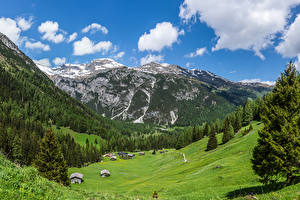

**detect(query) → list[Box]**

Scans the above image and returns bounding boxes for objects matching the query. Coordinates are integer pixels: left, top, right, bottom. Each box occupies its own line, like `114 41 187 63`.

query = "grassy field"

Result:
69 122 300 200
52 126 102 148
0 153 141 200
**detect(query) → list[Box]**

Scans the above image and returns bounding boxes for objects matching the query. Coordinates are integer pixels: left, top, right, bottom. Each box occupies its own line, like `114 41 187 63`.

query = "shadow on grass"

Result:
226 178 300 199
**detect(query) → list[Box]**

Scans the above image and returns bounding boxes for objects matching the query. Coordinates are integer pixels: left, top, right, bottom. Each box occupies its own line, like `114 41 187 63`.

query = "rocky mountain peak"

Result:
0 32 22 56
35 58 126 79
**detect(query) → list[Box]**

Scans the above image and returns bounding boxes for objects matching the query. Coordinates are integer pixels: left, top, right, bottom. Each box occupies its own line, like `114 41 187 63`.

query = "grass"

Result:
69 121 300 200
0 153 144 200
52 125 102 148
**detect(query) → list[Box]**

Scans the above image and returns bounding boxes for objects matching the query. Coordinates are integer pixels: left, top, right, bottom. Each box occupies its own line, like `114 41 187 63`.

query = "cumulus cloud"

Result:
82 23 108 34
179 0 300 60
276 14 300 58
73 37 112 56
25 41 50 51
0 17 21 43
138 22 183 52
113 51 125 59
33 58 51 67
140 54 164 65
53 57 66 66
38 21 65 43
240 78 275 86
16 17 33 31
185 47 207 58
67 32 77 43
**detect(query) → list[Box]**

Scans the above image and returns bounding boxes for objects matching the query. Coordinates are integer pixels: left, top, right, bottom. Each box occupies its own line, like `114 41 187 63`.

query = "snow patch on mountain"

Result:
35 58 125 79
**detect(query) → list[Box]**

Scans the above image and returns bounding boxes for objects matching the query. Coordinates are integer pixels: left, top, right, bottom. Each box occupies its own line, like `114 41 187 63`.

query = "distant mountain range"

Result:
36 58 272 126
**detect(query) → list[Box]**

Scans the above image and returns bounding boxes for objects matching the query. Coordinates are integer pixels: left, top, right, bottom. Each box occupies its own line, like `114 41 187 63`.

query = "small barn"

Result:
100 169 110 177
119 152 128 159
70 173 84 184
128 153 135 159
110 156 117 161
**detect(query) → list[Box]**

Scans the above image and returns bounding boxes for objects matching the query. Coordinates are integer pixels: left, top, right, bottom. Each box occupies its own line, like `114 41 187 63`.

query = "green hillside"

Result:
69 122 300 200
0 153 141 200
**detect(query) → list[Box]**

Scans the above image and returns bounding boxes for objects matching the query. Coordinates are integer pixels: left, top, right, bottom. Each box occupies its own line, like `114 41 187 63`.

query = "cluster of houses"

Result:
70 151 146 184
103 151 145 161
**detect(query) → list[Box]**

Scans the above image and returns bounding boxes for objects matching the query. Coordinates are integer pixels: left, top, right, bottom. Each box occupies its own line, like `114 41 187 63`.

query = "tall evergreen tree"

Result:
222 117 234 144
242 101 253 125
252 63 300 185
206 125 218 151
203 123 210 137
34 129 70 186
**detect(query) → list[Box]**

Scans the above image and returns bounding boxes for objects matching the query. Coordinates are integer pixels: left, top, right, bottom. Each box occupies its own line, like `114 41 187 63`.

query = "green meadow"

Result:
53 126 102 148
69 122 300 200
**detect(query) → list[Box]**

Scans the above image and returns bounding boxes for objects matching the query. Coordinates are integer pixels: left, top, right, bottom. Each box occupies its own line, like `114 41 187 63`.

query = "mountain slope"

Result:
0 32 112 135
0 153 141 200
38 60 272 126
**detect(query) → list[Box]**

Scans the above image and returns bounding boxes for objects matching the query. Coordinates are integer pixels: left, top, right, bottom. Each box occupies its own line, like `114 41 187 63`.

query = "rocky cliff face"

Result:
36 59 272 126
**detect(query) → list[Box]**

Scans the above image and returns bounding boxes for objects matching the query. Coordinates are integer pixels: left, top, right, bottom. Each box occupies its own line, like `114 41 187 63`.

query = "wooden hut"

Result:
70 173 84 184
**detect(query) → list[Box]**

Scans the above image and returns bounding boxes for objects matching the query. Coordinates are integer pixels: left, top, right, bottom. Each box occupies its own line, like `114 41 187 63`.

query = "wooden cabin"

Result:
70 173 84 184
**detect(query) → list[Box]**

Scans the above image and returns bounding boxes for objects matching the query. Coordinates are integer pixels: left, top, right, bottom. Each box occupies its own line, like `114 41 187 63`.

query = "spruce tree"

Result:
206 125 218 151
242 101 253 125
252 62 300 185
34 129 70 186
203 123 210 137
12 135 22 165
222 117 234 144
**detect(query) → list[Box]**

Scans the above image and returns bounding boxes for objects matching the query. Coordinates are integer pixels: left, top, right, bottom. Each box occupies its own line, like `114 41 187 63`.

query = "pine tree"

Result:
242 100 253 125
33 129 70 186
233 107 243 133
206 125 218 151
203 123 210 137
12 135 23 165
222 117 234 144
252 62 300 185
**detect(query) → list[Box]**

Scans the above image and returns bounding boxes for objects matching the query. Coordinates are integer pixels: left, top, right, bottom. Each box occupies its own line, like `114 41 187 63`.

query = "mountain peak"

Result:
0 32 21 55
36 58 125 79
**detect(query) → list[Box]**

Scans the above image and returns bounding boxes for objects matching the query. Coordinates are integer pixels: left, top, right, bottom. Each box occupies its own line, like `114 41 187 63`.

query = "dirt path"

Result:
183 153 187 162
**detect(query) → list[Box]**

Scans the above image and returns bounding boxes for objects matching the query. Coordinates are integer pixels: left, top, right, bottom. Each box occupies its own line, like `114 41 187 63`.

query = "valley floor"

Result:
69 122 300 200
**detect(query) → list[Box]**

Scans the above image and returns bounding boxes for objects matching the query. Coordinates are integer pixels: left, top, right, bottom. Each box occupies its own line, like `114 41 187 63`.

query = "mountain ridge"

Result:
36 59 272 126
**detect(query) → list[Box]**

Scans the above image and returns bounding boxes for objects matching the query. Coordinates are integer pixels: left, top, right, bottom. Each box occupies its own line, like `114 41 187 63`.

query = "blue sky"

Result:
1 0 300 84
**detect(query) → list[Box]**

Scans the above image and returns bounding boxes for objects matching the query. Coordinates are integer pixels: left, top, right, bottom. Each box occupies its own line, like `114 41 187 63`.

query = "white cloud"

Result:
82 23 108 34
73 37 112 56
240 78 275 86
16 17 33 31
138 22 183 52
38 21 64 43
33 58 51 67
185 47 207 58
179 0 300 60
53 57 66 66
25 41 50 51
0 17 21 43
140 54 164 65
276 14 300 58
114 51 125 59
67 32 77 43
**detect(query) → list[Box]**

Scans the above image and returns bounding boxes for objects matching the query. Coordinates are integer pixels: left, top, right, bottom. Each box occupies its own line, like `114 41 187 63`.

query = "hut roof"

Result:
70 173 83 179
101 169 110 175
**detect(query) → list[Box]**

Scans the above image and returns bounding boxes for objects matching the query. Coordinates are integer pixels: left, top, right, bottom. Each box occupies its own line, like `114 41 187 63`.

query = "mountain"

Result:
37 59 272 126
0 32 115 137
